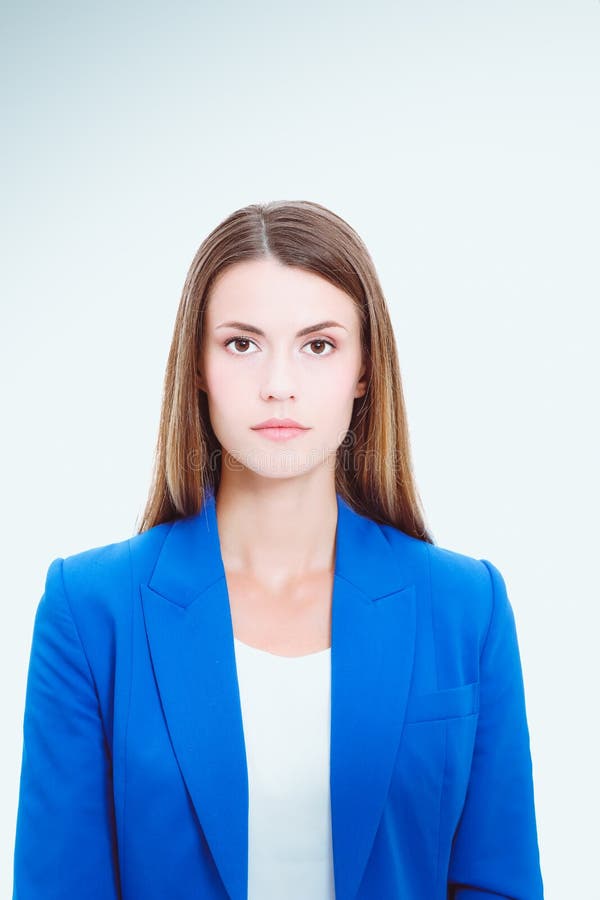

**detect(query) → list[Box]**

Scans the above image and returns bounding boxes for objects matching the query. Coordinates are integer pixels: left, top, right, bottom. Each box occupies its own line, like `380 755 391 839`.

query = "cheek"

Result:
308 375 358 441
204 356 242 401
311 367 358 406
202 361 248 436
203 351 358 412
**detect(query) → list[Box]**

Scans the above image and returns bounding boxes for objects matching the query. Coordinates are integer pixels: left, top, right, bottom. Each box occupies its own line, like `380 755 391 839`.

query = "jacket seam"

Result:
146 521 177 585
425 542 439 691
434 721 449 895
478 559 498 664
57 557 111 750
116 538 135 900
56 555 123 897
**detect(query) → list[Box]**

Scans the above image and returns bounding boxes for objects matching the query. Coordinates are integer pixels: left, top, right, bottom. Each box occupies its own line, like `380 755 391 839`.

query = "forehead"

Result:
206 258 358 325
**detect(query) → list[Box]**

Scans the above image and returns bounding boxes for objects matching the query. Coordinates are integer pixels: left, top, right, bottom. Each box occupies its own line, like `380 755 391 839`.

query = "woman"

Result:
13 200 544 899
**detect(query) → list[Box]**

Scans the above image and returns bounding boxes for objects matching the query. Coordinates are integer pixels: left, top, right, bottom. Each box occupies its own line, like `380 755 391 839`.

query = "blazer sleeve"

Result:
447 558 544 900
13 557 120 899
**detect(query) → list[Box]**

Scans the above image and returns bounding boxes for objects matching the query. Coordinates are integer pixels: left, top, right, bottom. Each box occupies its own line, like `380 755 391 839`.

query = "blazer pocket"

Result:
404 681 479 724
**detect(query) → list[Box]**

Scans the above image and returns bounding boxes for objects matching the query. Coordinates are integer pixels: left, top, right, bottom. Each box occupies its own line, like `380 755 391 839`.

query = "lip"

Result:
251 418 309 430
253 426 309 442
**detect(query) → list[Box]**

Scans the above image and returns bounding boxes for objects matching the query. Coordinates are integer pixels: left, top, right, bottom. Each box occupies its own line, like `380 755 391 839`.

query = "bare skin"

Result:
215 473 340 656
198 257 368 656
225 567 335 657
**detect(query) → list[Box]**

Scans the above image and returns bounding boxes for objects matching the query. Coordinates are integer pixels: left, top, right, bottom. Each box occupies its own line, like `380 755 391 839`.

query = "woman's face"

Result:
198 257 368 482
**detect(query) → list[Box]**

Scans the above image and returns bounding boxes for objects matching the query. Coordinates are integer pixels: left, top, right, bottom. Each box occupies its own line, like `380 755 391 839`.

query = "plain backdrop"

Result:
2 1 599 896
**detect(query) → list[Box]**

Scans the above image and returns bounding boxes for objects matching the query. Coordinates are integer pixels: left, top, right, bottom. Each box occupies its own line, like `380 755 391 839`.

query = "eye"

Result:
305 339 335 356
224 336 260 355
223 337 336 357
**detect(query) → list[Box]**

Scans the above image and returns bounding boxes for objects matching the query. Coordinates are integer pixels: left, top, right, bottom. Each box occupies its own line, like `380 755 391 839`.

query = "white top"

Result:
233 636 336 900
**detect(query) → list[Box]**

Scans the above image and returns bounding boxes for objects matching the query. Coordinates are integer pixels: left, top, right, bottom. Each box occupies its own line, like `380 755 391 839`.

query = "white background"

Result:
2 1 599 896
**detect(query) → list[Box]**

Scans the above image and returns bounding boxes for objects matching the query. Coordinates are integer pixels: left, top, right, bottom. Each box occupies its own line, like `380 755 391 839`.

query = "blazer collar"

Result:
140 488 421 900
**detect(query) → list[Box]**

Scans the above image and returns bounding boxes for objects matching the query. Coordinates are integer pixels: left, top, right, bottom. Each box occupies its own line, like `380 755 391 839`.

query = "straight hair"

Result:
137 200 434 544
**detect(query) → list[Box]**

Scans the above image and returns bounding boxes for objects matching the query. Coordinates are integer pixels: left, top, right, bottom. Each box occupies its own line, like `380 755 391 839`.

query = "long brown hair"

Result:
136 200 434 543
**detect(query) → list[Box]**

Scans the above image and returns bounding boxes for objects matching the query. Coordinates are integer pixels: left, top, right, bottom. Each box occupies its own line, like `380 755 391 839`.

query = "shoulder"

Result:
42 520 174 629
378 519 495 591
378 522 504 648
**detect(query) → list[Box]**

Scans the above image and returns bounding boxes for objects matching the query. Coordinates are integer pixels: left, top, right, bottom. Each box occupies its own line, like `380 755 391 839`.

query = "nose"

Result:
258 352 297 401
259 382 296 401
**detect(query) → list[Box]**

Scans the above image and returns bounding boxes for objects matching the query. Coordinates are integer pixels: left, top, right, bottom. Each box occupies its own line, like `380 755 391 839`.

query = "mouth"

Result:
251 418 308 430
251 424 310 442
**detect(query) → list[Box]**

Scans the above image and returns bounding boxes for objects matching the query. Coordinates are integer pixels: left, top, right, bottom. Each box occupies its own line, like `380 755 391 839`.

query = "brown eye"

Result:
306 339 335 356
224 337 259 355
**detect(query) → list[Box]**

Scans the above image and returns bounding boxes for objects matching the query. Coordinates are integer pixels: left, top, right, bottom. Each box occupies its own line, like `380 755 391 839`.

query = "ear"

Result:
196 368 207 393
354 359 370 399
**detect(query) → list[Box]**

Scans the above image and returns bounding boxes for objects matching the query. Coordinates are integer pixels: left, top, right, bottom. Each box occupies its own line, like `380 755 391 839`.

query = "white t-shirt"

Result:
233 636 336 899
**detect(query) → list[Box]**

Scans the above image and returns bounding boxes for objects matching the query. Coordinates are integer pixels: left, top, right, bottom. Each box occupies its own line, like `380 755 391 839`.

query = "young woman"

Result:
13 200 544 899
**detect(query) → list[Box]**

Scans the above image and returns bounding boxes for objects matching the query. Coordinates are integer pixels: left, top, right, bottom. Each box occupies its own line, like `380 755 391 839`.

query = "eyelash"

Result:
223 336 336 357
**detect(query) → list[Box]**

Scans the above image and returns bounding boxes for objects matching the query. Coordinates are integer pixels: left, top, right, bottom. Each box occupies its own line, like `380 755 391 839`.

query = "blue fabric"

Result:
13 490 544 898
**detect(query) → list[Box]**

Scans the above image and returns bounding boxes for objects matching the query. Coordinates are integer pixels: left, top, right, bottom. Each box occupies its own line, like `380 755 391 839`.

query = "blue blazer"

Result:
13 489 544 899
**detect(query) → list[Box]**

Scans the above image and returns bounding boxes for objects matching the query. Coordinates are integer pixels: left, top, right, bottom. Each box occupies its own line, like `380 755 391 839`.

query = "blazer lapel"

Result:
140 488 418 900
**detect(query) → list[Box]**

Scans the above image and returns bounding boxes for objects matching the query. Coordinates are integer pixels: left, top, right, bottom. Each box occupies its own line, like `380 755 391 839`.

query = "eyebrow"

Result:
215 320 348 337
